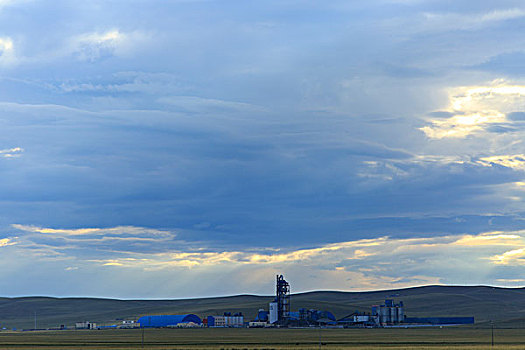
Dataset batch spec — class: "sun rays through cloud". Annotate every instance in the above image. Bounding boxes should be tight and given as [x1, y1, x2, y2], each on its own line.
[421, 81, 525, 139]
[4, 224, 525, 296]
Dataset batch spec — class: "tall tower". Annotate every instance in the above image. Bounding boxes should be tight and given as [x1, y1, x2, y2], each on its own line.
[276, 275, 290, 324]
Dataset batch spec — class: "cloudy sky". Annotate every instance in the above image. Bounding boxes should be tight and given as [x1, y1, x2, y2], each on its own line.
[1, 0, 525, 298]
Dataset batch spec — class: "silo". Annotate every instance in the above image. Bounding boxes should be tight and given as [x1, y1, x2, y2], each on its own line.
[397, 305, 404, 323]
[380, 306, 389, 324]
[391, 307, 398, 323]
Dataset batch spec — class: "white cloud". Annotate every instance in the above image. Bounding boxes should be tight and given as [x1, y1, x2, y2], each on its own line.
[357, 160, 410, 181]
[85, 230, 524, 272]
[8, 29, 153, 66]
[477, 154, 525, 171]
[0, 37, 13, 51]
[0, 0, 33, 10]
[157, 95, 265, 113]
[58, 72, 186, 95]
[496, 278, 525, 283]
[0, 147, 23, 158]
[0, 238, 16, 247]
[421, 112, 506, 139]
[11, 225, 177, 256]
[411, 155, 468, 165]
[449, 83, 525, 113]
[421, 81, 525, 139]
[71, 29, 151, 62]
[42, 229, 517, 293]
[72, 30, 125, 62]
[490, 248, 525, 265]
[0, 36, 16, 66]
[454, 231, 522, 246]
[12, 224, 174, 238]
[422, 8, 525, 31]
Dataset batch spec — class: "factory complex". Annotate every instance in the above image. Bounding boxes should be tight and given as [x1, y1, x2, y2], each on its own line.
[77, 275, 473, 330]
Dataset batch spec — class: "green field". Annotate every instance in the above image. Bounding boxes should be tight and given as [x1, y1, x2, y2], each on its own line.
[0, 327, 522, 349]
[2, 286, 525, 330]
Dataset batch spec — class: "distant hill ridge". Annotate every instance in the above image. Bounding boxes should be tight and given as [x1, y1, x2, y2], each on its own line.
[1, 285, 524, 329]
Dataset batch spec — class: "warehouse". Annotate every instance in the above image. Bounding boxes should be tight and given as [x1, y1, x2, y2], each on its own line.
[137, 314, 202, 328]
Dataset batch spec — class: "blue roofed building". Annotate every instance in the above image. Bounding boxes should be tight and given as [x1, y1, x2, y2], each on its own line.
[137, 314, 202, 328]
[254, 309, 268, 322]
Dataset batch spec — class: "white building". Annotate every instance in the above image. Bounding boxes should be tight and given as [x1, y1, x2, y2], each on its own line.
[75, 321, 97, 329]
[269, 302, 278, 324]
[207, 314, 244, 327]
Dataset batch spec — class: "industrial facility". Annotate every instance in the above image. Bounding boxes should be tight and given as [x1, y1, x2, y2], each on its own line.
[67, 275, 474, 330]
[254, 275, 341, 326]
[251, 276, 473, 328]
[373, 299, 405, 326]
[269, 275, 291, 325]
[338, 299, 474, 327]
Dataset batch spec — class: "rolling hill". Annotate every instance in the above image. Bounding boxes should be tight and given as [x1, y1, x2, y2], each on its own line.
[1, 285, 524, 329]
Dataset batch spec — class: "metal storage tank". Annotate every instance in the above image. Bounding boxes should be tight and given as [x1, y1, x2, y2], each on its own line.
[391, 307, 398, 323]
[397, 306, 404, 323]
[255, 309, 268, 322]
[137, 314, 202, 328]
[380, 306, 389, 324]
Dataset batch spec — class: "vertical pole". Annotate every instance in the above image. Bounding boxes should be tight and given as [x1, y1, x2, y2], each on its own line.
[491, 320, 494, 348]
[318, 324, 321, 350]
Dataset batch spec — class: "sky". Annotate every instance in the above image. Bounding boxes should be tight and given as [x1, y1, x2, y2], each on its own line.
[1, 0, 525, 298]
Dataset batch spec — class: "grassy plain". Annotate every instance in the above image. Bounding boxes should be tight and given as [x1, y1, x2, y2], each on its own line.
[0, 327, 523, 350]
[2, 286, 525, 329]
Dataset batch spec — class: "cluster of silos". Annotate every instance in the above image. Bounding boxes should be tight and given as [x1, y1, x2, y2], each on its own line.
[371, 299, 404, 325]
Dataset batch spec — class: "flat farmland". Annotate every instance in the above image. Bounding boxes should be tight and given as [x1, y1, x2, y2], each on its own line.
[0, 327, 523, 350]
